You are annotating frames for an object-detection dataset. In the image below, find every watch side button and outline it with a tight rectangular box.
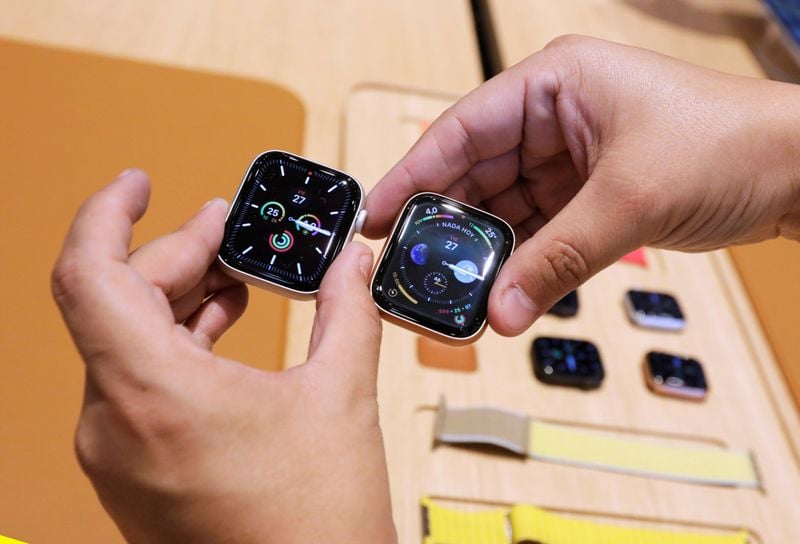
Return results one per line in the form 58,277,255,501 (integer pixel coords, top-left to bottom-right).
355,209,368,234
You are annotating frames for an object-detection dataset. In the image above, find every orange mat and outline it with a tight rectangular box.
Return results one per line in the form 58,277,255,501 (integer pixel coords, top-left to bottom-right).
0,38,304,543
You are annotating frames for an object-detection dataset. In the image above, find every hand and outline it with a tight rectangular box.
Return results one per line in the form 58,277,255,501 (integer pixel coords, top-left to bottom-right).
51,170,396,543
365,35,800,336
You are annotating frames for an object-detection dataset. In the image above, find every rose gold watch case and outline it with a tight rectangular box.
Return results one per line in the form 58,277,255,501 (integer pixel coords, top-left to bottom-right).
370,192,514,345
642,355,708,401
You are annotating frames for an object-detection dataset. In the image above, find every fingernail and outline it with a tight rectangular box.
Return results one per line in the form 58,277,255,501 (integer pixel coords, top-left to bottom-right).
201,197,228,211
358,253,373,280
501,284,539,333
116,168,138,179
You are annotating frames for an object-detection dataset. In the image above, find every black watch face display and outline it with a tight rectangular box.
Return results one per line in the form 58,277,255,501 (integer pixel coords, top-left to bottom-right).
645,351,708,399
218,151,363,295
531,337,604,390
625,289,685,331
371,193,514,340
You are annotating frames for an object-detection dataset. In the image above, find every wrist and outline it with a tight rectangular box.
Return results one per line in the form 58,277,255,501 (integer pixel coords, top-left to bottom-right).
758,80,800,240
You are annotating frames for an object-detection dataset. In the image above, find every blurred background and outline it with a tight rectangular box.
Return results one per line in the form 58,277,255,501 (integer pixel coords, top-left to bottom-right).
1,1,799,542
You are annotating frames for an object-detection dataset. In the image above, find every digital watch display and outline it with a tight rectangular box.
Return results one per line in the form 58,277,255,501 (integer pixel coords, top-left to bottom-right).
371,193,514,342
531,337,604,390
218,150,365,299
624,289,686,331
644,351,708,401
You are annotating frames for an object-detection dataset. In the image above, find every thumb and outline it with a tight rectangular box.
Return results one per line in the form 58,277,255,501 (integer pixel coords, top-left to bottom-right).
306,242,382,386
488,182,642,336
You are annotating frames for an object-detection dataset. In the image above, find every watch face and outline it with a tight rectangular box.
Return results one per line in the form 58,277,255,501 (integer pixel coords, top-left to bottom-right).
625,290,685,331
371,193,514,340
218,151,362,294
627,290,684,319
531,337,604,389
645,351,707,391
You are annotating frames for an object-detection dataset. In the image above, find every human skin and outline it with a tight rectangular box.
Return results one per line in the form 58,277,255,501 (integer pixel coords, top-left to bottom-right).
52,35,800,543
51,170,396,543
365,35,800,336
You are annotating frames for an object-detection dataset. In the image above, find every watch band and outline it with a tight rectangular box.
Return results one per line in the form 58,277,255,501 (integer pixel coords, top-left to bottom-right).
434,399,529,456
433,398,759,488
422,498,509,544
422,497,750,544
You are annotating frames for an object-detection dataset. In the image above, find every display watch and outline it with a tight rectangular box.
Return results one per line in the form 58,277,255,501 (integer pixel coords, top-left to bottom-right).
371,193,514,343
218,150,366,299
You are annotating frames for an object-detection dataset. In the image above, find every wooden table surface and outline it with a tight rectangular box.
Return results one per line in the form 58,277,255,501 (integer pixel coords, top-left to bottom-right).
488,0,768,76
3,0,800,542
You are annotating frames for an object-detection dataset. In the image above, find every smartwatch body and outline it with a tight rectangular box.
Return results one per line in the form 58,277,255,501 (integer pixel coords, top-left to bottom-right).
371,193,514,344
624,289,685,331
531,337,604,390
218,150,365,299
644,351,708,401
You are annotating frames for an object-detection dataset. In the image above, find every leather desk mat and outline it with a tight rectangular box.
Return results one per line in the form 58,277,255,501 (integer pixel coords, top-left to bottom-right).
0,38,303,542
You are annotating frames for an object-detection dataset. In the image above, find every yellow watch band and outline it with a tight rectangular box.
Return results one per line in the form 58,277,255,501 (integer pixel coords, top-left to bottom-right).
433,398,759,488
422,497,750,544
422,497,508,544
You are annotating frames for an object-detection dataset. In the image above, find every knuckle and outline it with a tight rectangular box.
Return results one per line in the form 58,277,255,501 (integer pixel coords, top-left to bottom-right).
51,253,88,308
537,239,590,294
180,223,215,257
450,112,480,167
74,396,192,482
544,34,592,53
777,211,800,240
74,418,103,477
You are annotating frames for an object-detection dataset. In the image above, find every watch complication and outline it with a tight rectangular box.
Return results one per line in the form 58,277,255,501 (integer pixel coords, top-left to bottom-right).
371,193,514,342
218,150,365,298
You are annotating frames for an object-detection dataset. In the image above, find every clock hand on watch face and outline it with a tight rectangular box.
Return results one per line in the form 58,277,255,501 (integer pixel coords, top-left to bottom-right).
442,261,485,281
290,217,332,237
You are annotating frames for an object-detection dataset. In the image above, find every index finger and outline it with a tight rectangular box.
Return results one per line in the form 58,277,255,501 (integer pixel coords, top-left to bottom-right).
51,170,165,360
60,169,151,264
362,68,526,238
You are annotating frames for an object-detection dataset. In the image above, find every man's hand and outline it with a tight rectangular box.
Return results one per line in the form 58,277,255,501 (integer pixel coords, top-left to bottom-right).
52,169,396,543
365,35,800,336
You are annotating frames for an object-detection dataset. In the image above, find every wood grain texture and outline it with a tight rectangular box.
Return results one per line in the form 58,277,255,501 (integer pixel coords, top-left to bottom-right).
487,0,768,76
340,85,800,542
0,0,482,166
